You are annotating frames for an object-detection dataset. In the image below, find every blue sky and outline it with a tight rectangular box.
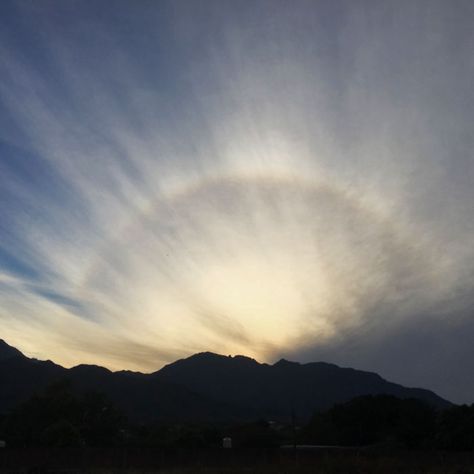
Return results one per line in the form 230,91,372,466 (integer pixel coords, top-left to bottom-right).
0,0,473,403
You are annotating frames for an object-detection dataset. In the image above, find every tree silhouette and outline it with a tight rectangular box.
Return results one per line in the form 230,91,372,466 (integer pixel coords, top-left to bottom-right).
4,379,126,447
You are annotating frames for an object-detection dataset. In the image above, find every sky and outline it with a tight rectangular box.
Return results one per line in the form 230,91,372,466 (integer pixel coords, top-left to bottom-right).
0,0,473,404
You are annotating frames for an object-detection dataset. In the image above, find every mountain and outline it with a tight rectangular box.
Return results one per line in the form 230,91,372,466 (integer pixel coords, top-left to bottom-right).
156,352,451,419
0,339,24,361
0,342,66,412
0,340,451,423
0,342,237,423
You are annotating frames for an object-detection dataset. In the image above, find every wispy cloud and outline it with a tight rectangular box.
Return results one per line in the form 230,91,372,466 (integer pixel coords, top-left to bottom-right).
0,0,473,402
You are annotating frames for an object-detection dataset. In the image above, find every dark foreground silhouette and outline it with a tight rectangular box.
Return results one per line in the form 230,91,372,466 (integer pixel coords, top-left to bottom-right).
0,339,450,424
0,363,473,472
0,389,473,472
1,383,472,450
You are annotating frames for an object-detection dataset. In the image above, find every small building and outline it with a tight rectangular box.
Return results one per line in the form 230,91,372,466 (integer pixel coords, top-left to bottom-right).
222,437,232,449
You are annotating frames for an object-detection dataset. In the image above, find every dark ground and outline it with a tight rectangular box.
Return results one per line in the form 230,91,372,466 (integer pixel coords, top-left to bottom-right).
0,447,473,474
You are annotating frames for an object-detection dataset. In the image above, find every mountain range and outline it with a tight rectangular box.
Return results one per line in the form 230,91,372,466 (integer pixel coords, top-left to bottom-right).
0,339,451,423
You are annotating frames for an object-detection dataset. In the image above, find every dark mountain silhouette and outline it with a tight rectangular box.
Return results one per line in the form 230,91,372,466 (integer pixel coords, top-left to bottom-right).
0,339,24,361
0,342,236,423
0,340,65,411
156,352,451,419
0,340,451,423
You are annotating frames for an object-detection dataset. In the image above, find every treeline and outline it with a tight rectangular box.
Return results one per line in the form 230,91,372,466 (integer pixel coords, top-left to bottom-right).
303,395,474,450
0,380,124,448
0,381,473,451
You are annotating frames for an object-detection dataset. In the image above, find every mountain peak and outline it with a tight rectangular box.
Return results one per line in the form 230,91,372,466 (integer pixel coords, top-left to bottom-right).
0,339,24,361
71,363,112,374
273,358,300,367
189,351,227,360
175,352,260,365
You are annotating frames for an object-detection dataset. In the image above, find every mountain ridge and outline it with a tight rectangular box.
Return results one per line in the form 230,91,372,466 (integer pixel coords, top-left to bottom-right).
0,339,452,422
0,339,25,361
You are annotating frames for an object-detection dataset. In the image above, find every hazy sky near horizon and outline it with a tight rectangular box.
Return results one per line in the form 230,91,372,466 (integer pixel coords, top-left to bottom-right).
0,0,473,403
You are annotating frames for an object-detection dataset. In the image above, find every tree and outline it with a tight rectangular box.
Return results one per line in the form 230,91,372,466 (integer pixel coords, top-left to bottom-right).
4,379,126,447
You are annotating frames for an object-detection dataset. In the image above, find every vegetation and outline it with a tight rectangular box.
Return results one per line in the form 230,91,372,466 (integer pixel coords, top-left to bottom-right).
1,384,473,452
303,395,437,448
303,395,474,451
0,384,473,472
2,379,124,447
